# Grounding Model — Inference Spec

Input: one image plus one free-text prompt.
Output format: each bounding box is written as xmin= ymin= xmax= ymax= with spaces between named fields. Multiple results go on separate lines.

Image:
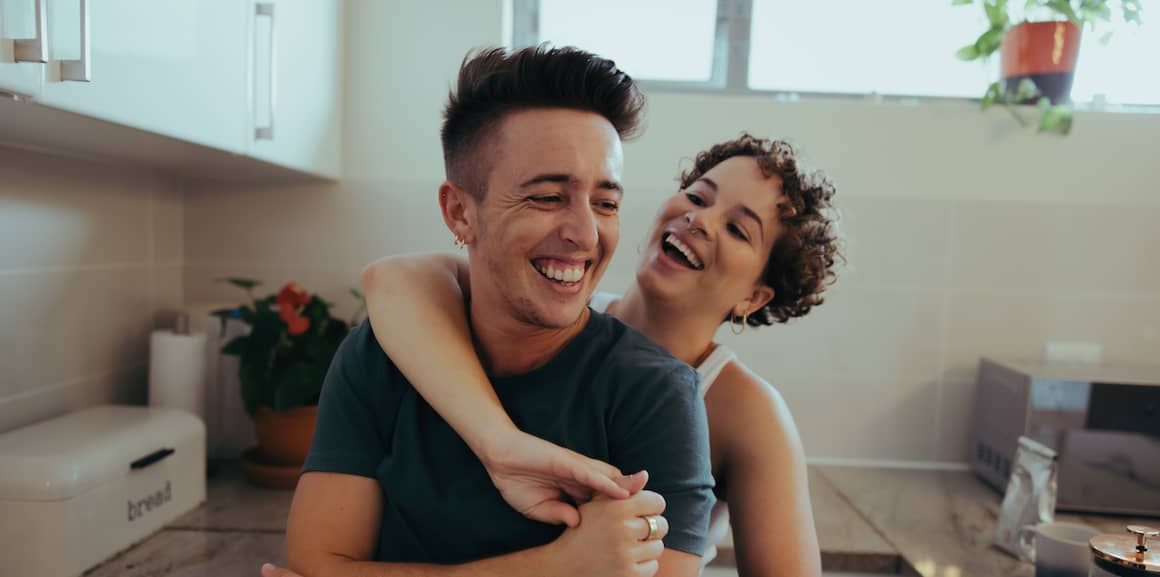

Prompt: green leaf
xmin=1045 ymin=0 xmax=1081 ymax=24
xmin=981 ymin=82 xmax=1003 ymax=110
xmin=952 ymin=0 xmax=974 ymax=5
xmin=273 ymin=363 xmax=322 ymax=412
xmin=1122 ymin=0 xmax=1142 ymax=25
xmin=219 ymin=277 xmax=262 ymax=290
xmin=974 ymin=27 xmax=1005 ymax=58
xmin=956 ymin=44 xmax=981 ymax=61
xmin=221 ymin=335 xmax=249 ymax=356
xmin=1037 ymin=96 xmax=1052 ymax=110
xmin=1014 ymin=78 xmax=1042 ymax=101
xmin=1038 ymin=105 xmax=1074 ymax=134
xmin=984 ymin=1 xmax=1009 ymax=27
xmin=1099 ymin=30 xmax=1114 ymax=45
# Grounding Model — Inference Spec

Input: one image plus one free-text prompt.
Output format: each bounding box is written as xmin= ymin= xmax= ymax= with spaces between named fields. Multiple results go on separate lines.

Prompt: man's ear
xmin=438 ymin=181 xmax=477 ymax=245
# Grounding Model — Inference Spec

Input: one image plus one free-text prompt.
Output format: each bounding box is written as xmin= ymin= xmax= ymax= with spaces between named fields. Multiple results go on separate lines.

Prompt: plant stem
xmin=1003 ymin=102 xmax=1028 ymax=127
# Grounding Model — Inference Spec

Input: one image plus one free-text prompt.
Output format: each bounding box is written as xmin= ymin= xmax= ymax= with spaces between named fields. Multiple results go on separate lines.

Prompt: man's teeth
xmin=537 ymin=263 xmax=585 ymax=283
xmin=664 ymin=234 xmax=703 ymax=269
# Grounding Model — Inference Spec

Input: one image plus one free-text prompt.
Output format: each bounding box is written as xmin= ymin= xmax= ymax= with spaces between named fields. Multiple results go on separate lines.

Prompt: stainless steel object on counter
xmin=1090 ymin=525 xmax=1159 ymax=576
xmin=969 ymin=358 xmax=1160 ymax=515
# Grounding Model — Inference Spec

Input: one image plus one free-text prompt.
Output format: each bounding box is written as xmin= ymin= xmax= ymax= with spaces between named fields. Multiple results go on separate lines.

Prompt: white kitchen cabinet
xmin=0 ymin=0 xmax=341 ymax=181
xmin=36 ymin=0 xmax=250 ymax=156
xmin=0 ymin=0 xmax=45 ymax=97
xmin=245 ymin=0 xmax=342 ymax=179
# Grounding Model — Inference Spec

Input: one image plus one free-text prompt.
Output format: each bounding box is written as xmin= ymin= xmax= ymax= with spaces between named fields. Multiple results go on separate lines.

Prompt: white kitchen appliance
xmin=0 ymin=405 xmax=205 ymax=577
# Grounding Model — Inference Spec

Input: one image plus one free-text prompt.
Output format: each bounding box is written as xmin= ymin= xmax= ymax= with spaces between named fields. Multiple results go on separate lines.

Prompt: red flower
xmin=276 ymin=282 xmax=312 ymax=336
xmin=285 ymin=315 xmax=310 ymax=336
xmin=277 ymin=282 xmax=311 ymax=308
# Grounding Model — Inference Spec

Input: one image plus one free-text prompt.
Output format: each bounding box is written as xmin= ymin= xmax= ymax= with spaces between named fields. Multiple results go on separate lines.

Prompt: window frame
xmin=511 ymin=0 xmax=1159 ymax=110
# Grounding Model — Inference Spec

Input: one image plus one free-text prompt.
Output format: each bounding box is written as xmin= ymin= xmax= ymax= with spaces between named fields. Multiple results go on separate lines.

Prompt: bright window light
xmin=538 ymin=0 xmax=718 ymax=82
xmin=748 ymin=0 xmax=991 ymax=98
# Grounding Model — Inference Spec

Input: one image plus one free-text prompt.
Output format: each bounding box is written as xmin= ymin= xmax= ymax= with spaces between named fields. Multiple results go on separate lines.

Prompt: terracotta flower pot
xmin=1000 ymin=20 xmax=1082 ymax=104
xmin=252 ymin=405 xmax=317 ymax=466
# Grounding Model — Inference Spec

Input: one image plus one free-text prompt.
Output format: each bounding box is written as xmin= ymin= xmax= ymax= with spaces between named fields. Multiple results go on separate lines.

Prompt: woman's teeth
xmin=664 ymin=234 xmax=703 ymax=269
xmin=535 ymin=263 xmax=585 ymax=283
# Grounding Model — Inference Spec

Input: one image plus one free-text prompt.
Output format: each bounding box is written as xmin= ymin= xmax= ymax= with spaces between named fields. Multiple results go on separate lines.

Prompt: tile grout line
xmin=0 ymin=262 xmax=182 ymax=276
xmin=933 ymin=198 xmax=957 ymax=461
xmin=0 ymin=362 xmax=148 ymax=406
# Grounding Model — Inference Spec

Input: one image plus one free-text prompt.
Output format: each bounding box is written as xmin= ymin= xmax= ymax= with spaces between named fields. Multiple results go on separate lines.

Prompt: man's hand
xmin=481 ymin=430 xmax=631 ymax=527
xmin=546 ymin=471 xmax=670 ymax=577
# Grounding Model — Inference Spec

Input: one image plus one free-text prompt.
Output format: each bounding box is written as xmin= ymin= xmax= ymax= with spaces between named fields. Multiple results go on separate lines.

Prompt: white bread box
xmin=0 ymin=405 xmax=205 ymax=577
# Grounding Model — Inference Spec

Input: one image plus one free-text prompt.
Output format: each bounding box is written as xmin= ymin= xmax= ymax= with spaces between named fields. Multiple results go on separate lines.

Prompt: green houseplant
xmin=213 ymin=278 xmax=364 ymax=477
xmin=953 ymin=0 xmax=1143 ymax=134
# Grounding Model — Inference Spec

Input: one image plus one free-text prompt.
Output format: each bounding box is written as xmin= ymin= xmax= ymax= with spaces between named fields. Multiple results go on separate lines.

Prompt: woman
xmin=360 ymin=134 xmax=840 ymax=576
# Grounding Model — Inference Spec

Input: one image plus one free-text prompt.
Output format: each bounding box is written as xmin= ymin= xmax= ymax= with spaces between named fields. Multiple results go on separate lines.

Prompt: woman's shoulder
xmin=705 ymin=360 xmax=802 ymax=452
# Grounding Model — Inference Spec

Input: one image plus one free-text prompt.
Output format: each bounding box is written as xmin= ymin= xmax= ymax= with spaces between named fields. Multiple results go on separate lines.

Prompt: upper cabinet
xmin=0 ymin=0 xmax=342 ymax=181
xmin=35 ymin=0 xmax=250 ymax=156
xmin=0 ymin=0 xmax=46 ymax=97
xmin=246 ymin=0 xmax=342 ymax=179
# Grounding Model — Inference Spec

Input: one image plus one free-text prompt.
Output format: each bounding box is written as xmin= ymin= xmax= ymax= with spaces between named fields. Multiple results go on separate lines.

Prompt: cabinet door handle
xmin=12 ymin=0 xmax=47 ymax=63
xmin=254 ymin=2 xmax=276 ymax=141
xmin=58 ymin=0 xmax=90 ymax=82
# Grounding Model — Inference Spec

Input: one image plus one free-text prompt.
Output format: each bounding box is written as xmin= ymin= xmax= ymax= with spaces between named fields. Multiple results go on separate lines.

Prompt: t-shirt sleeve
xmin=608 ymin=364 xmax=715 ymax=556
xmin=301 ymin=319 xmax=392 ymax=479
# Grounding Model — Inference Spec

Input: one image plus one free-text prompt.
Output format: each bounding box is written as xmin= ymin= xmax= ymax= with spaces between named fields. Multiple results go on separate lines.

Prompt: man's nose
xmin=559 ymin=200 xmax=599 ymax=251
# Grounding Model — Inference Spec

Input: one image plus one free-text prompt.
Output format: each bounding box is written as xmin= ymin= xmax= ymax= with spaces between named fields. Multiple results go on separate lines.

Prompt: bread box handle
xmin=130 ymin=448 xmax=175 ymax=470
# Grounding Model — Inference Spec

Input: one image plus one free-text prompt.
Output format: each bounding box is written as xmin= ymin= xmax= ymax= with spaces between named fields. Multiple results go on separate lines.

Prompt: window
xmin=747 ymin=0 xmax=991 ymax=98
xmin=519 ymin=0 xmax=720 ymax=83
xmin=514 ymin=0 xmax=1160 ymax=105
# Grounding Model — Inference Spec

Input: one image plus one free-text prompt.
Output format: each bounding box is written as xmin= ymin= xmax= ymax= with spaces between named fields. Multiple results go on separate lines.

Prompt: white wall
xmin=183 ymin=0 xmax=1160 ymax=464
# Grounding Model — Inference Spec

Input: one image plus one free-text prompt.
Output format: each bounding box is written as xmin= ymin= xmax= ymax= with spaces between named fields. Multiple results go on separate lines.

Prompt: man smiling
xmin=275 ymin=45 xmax=714 ymax=577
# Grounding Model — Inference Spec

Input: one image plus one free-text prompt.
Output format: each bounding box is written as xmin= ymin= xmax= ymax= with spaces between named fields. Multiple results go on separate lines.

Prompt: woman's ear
xmin=438 ymin=181 xmax=476 ymax=245
xmin=740 ymin=285 xmax=775 ymax=318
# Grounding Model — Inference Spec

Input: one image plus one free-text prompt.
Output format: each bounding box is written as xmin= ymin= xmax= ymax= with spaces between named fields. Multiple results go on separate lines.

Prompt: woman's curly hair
xmin=679 ymin=133 xmax=842 ymax=326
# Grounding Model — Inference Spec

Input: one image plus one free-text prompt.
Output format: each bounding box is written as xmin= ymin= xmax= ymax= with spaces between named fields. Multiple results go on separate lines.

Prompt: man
xmin=275 ymin=45 xmax=714 ymax=577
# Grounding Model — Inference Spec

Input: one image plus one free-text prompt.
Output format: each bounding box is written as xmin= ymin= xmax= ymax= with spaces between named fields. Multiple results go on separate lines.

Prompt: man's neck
xmin=469 ymin=296 xmax=591 ymax=377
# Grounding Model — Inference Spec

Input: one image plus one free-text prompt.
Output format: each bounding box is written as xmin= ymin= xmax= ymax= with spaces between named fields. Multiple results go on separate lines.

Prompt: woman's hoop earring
xmin=730 ymin=312 xmax=748 ymax=335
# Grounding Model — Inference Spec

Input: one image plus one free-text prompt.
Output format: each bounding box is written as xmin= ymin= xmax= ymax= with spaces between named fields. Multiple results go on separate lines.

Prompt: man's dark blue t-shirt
xmin=302 ymin=310 xmax=715 ymax=563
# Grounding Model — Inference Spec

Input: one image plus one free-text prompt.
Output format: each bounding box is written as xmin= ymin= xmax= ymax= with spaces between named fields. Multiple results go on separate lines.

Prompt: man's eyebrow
xmin=519 ymin=174 xmax=573 ymax=188
xmin=519 ymin=174 xmax=623 ymax=193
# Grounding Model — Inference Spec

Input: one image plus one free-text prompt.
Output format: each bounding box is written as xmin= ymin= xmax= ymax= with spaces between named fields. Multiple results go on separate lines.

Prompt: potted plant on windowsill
xmin=953 ymin=0 xmax=1142 ymax=134
xmin=213 ymin=278 xmax=364 ymax=488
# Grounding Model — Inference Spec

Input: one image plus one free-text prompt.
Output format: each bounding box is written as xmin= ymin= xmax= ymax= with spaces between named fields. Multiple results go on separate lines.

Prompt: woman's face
xmin=636 ymin=156 xmax=785 ymax=321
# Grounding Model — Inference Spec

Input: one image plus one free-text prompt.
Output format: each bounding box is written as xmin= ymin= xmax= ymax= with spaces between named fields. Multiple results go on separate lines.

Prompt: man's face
xmin=467 ymin=108 xmax=623 ymax=330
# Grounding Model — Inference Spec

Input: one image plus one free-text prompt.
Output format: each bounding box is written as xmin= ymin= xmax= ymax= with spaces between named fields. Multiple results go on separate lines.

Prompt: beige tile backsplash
xmin=4 ymin=151 xmax=1159 ymax=465
xmin=0 ymin=146 xmax=182 ymax=433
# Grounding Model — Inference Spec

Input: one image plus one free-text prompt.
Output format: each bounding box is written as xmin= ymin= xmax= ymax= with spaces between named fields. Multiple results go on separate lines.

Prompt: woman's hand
xmin=481 ymin=429 xmax=632 ymax=527
xmin=547 ymin=471 xmax=669 ymax=577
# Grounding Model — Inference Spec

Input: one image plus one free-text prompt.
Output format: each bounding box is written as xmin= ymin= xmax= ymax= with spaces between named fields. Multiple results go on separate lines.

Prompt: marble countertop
xmin=814 ymin=466 xmax=1160 ymax=577
xmin=85 ymin=463 xmax=1160 ymax=577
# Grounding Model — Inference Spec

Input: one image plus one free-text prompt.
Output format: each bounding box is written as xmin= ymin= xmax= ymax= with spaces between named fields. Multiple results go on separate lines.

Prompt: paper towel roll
xmin=149 ymin=330 xmax=209 ymax=423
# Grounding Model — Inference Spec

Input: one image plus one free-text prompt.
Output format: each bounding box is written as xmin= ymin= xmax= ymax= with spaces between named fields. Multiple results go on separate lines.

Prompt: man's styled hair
xmin=441 ymin=44 xmax=646 ymax=198
xmin=679 ymin=134 xmax=842 ymax=326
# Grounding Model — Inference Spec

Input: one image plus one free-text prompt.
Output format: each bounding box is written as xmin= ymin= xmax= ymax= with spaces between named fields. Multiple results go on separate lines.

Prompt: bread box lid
xmin=0 ymin=405 xmax=204 ymax=502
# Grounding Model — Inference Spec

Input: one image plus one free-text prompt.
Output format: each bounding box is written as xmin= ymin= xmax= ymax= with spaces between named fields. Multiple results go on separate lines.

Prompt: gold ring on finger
xmin=644 ymin=515 xmax=660 ymax=541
